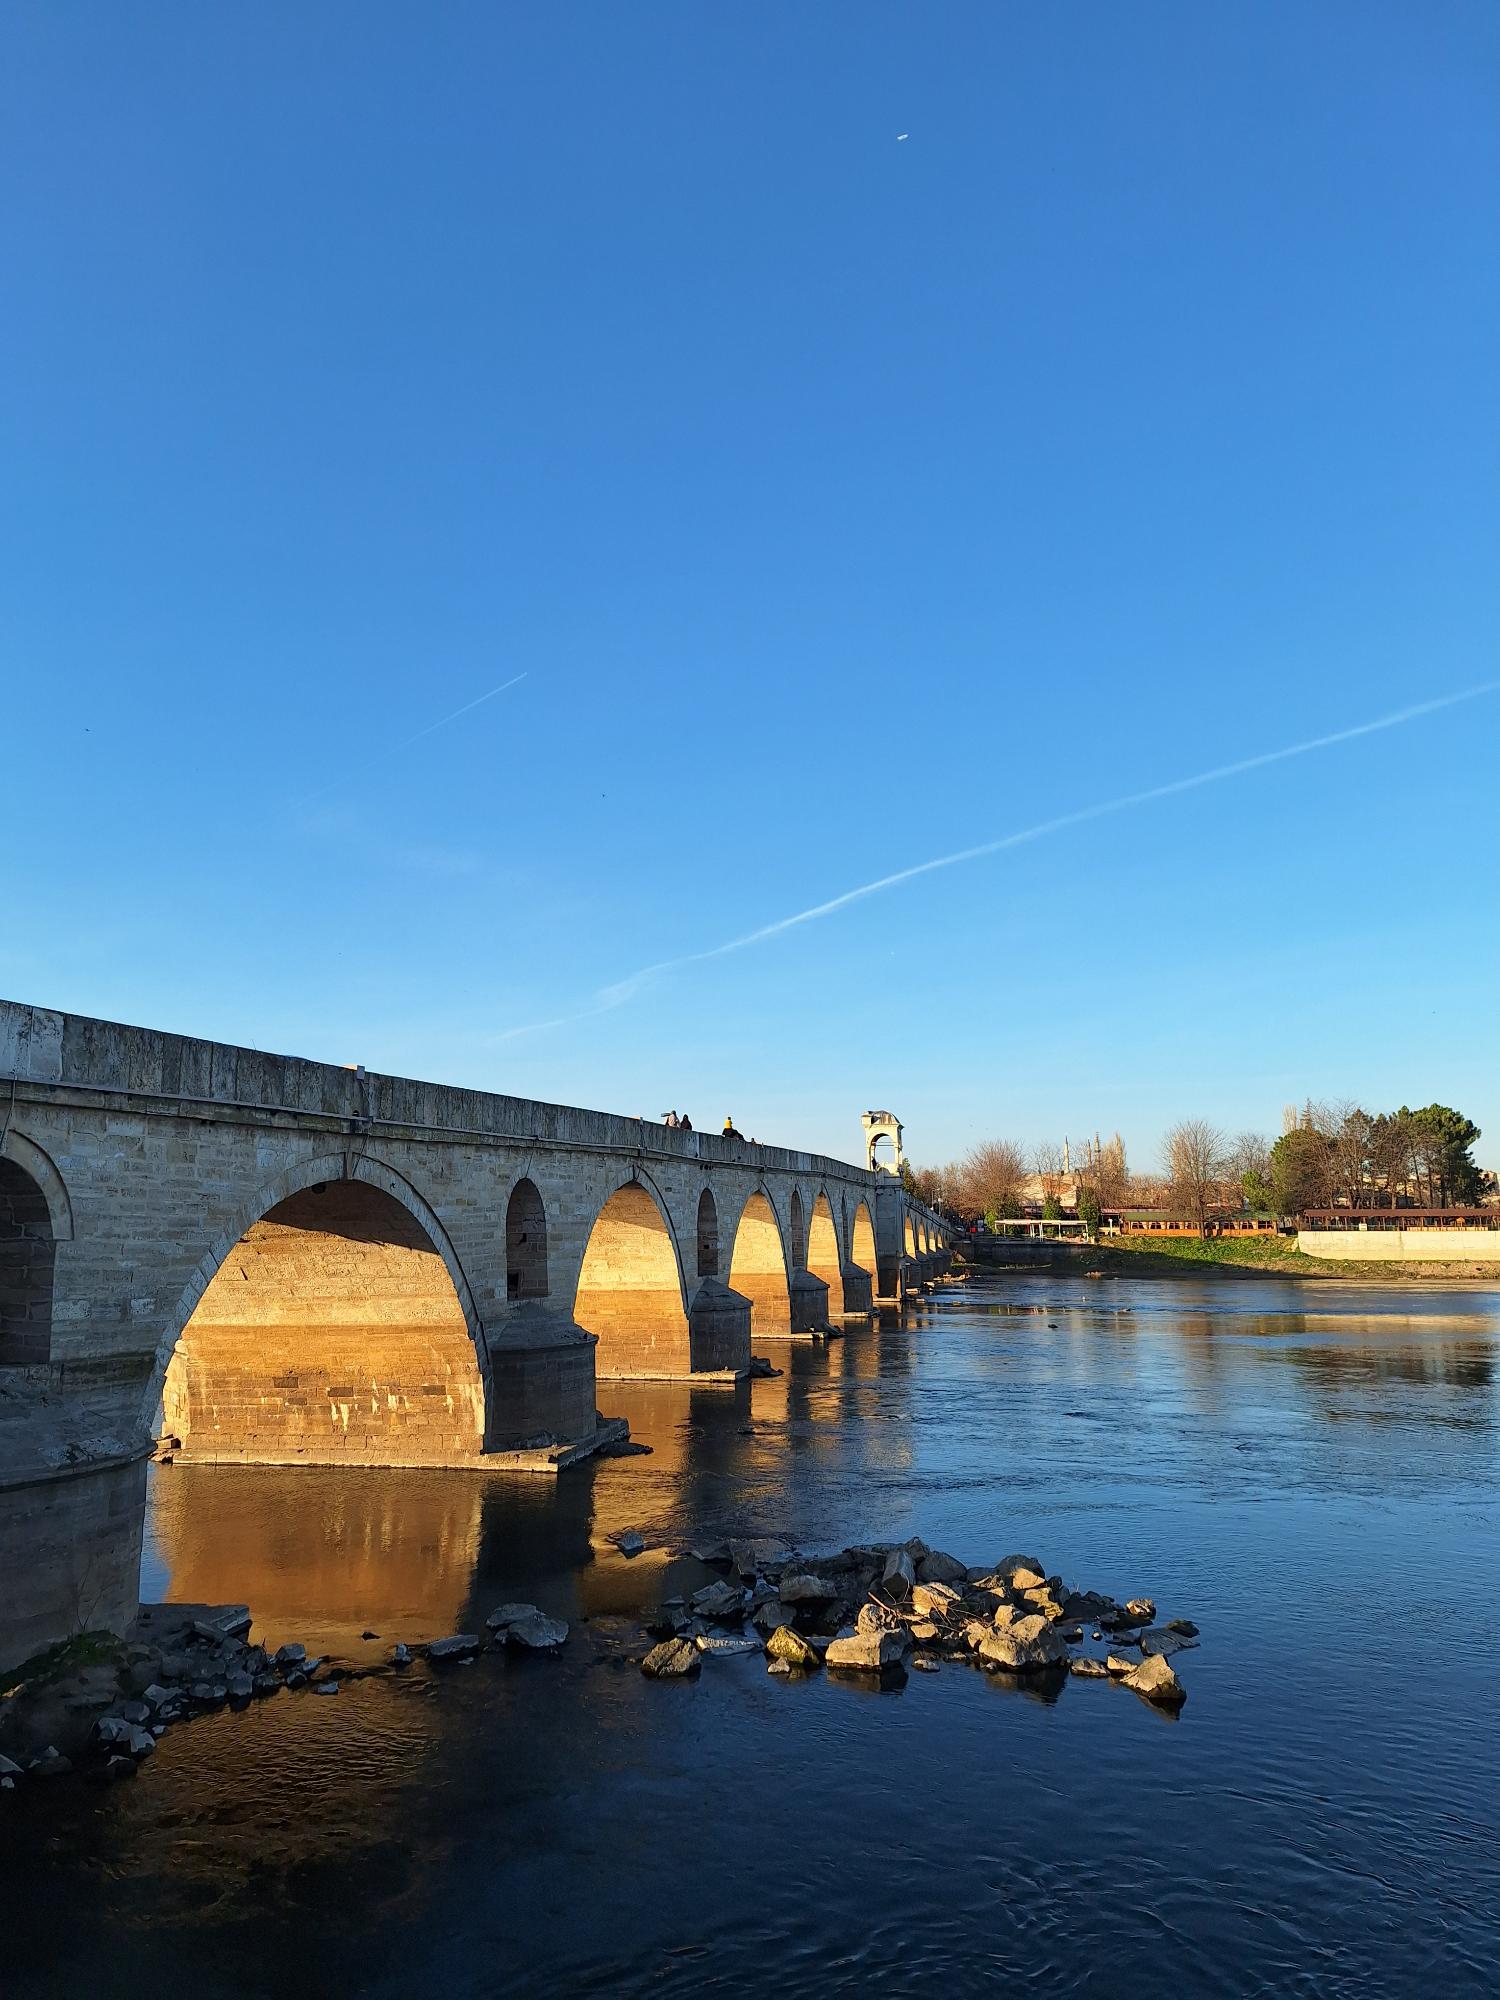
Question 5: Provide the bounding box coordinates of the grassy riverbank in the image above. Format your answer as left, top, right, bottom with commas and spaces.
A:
1082, 1235, 1500, 1282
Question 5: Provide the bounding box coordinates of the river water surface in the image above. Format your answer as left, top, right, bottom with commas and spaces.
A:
7, 1273, 1500, 1997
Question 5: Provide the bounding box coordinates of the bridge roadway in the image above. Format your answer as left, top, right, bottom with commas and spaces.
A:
0, 1000, 954, 1667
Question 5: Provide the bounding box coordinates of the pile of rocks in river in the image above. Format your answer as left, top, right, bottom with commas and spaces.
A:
636, 1537, 1196, 1708
0, 1598, 575, 1793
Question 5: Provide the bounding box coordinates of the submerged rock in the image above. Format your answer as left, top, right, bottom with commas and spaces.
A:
611, 1530, 647, 1558
1069, 1657, 1111, 1679
1138, 1626, 1197, 1659
427, 1635, 482, 1662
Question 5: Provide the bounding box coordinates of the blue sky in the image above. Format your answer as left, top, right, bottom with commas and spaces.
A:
4, 3, 1498, 1172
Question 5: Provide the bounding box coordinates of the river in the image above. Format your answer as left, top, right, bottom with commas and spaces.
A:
6, 1272, 1500, 1997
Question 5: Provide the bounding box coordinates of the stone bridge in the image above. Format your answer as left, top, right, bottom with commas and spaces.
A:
0, 1000, 955, 1667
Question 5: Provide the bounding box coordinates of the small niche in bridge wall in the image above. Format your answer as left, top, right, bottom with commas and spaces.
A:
162, 1179, 484, 1466
0, 1156, 54, 1367
574, 1182, 690, 1379
728, 1192, 792, 1336
806, 1192, 846, 1318
506, 1178, 549, 1300
696, 1188, 720, 1278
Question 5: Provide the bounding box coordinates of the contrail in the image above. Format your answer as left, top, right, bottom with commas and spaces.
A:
295, 672, 528, 810
401, 672, 527, 746
494, 679, 1499, 1041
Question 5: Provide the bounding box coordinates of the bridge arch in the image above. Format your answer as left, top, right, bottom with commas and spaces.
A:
850, 1199, 876, 1275
153, 1153, 487, 1465
806, 1191, 845, 1319
0, 1136, 63, 1368
505, 1177, 549, 1300
574, 1177, 691, 1378
696, 1187, 720, 1278
728, 1189, 791, 1336
788, 1188, 806, 1271
904, 1212, 918, 1257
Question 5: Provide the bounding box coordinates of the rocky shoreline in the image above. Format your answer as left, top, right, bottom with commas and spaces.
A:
0, 1536, 1194, 1795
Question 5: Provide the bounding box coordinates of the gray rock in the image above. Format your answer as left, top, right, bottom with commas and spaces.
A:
993, 1555, 1047, 1589
641, 1638, 701, 1678
752, 1602, 795, 1634
427, 1634, 482, 1661
856, 1600, 904, 1636
910, 1654, 941, 1672
689, 1538, 732, 1566
226, 1673, 255, 1701
1069, 1657, 1111, 1678
730, 1537, 792, 1578
916, 1550, 969, 1586
0, 1754, 23, 1779
390, 1643, 412, 1667
612, 1529, 647, 1557
29, 1748, 72, 1778
312, 1681, 339, 1696
825, 1629, 912, 1671
273, 1643, 307, 1668
285, 1670, 308, 1690
253, 1674, 281, 1697
778, 1573, 837, 1604
1105, 1655, 1136, 1677
1166, 1618, 1200, 1638
911, 1581, 961, 1616
503, 1611, 569, 1650
880, 1548, 917, 1598
693, 1634, 762, 1657
689, 1579, 745, 1619
485, 1602, 541, 1631
118, 1700, 151, 1725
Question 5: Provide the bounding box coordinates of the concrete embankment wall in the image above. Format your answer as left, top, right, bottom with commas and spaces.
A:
1297, 1229, 1500, 1262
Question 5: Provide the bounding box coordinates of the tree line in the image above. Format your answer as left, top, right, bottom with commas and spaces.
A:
910, 1102, 1490, 1235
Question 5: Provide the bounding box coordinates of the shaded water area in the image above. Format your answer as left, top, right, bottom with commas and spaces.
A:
8, 1272, 1500, 1996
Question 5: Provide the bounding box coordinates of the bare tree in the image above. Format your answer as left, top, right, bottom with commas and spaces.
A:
1225, 1131, 1272, 1209
1163, 1119, 1229, 1237
955, 1139, 1028, 1224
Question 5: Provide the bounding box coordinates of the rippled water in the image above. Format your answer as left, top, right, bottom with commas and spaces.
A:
8, 1273, 1500, 1997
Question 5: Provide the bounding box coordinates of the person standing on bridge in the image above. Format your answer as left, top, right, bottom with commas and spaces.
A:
678, 1112, 692, 1132
663, 1110, 680, 1127
722, 1115, 743, 1140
